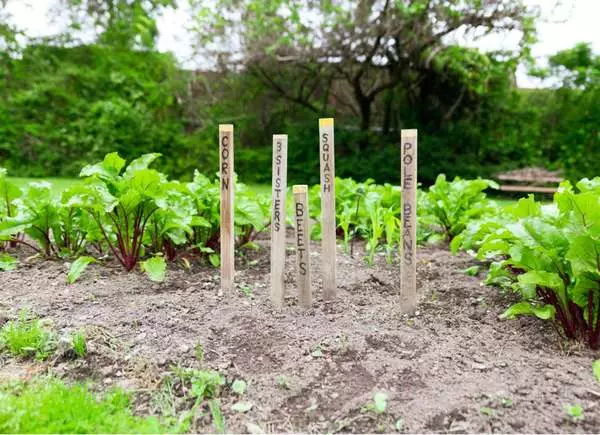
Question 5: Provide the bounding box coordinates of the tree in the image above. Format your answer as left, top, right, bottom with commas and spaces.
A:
192, 0, 537, 141
59, 0, 177, 49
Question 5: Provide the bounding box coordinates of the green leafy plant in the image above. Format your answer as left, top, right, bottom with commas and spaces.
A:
73, 152, 166, 271
140, 256, 167, 282
67, 256, 97, 284
231, 379, 246, 395
476, 178, 600, 349
363, 391, 387, 414
422, 174, 498, 242
0, 311, 56, 360
563, 403, 584, 423
276, 375, 289, 390
594, 360, 600, 383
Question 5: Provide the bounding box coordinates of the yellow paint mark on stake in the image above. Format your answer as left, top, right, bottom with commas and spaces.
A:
319, 118, 334, 128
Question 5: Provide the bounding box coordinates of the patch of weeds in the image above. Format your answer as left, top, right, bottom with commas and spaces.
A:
170, 366, 225, 402
151, 366, 227, 432
362, 391, 387, 414
563, 403, 584, 423
0, 310, 56, 360
0, 377, 174, 433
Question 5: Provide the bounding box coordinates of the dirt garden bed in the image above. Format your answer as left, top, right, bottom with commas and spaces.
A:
1, 235, 599, 433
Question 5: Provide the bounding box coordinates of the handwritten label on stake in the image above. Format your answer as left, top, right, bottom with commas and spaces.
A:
294, 185, 311, 308
401, 129, 418, 312
219, 124, 234, 295
319, 118, 336, 301
270, 134, 288, 308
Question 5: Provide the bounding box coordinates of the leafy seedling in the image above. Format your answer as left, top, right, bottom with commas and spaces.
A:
239, 285, 253, 297
593, 360, 600, 383
231, 379, 247, 395
276, 375, 289, 390
363, 392, 387, 414
140, 256, 166, 282
563, 403, 584, 422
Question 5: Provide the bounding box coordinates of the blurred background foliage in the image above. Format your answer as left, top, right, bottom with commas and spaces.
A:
0, 0, 598, 185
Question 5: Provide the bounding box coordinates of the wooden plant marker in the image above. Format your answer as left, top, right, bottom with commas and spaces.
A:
270, 134, 288, 308
293, 185, 312, 308
401, 129, 418, 312
319, 118, 336, 301
219, 124, 234, 295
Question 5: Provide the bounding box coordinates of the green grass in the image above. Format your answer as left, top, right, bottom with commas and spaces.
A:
0, 311, 56, 360
0, 378, 173, 433
71, 330, 87, 358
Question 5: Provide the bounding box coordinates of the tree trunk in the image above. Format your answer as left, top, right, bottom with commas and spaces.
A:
357, 96, 372, 151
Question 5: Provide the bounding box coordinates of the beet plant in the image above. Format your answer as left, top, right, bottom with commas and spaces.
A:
0, 168, 23, 252
422, 174, 499, 242
476, 178, 600, 348
72, 152, 167, 272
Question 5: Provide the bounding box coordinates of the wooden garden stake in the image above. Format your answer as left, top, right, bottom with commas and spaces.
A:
270, 134, 288, 308
401, 129, 418, 312
219, 124, 234, 295
319, 118, 336, 300
294, 185, 311, 308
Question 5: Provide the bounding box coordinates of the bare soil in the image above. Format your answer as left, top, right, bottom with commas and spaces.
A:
1, 236, 599, 433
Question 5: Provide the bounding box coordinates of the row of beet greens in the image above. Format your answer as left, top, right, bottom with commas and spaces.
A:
2, 151, 600, 350
0, 152, 496, 281
0, 153, 269, 281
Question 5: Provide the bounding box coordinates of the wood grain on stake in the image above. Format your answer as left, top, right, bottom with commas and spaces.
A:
219, 124, 234, 295
270, 134, 288, 307
401, 129, 418, 312
294, 185, 311, 308
319, 118, 336, 300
